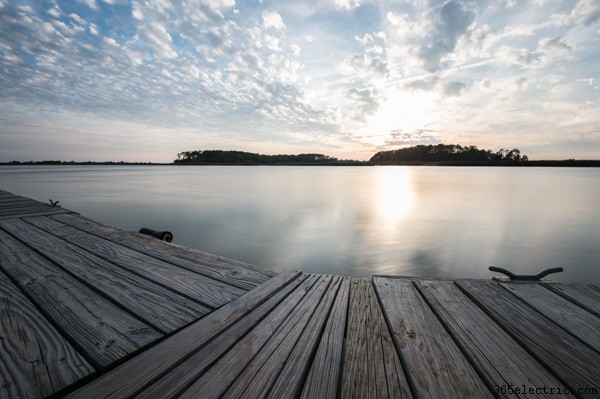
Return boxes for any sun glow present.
[375,167,414,227]
[369,90,435,139]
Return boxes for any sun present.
[369,89,435,136]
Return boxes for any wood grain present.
[0,208,71,220]
[546,283,600,318]
[501,282,600,353]
[267,276,345,399]
[66,269,301,399]
[416,280,566,398]
[0,270,93,398]
[374,277,491,398]
[342,279,412,399]
[0,218,210,333]
[457,280,600,398]
[169,275,318,399]
[137,273,310,399]
[300,277,350,399]
[27,216,245,309]
[0,199,45,208]
[51,213,275,290]
[222,275,334,399]
[0,228,162,368]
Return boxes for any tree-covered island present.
[174,145,530,165]
[174,150,343,164]
[370,144,527,163]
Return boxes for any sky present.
[0,0,599,162]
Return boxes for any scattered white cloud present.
[77,0,98,11]
[0,0,598,161]
[348,87,383,121]
[537,37,573,62]
[48,6,62,18]
[138,22,177,61]
[347,54,389,80]
[262,10,285,30]
[554,0,600,26]
[497,45,540,67]
[335,0,361,11]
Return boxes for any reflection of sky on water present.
[1,165,599,283]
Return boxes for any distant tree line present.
[174,150,340,164]
[1,160,159,165]
[370,144,528,163]
[9,144,600,167]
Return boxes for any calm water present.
[1,165,599,283]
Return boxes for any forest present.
[174,145,529,165]
[369,144,528,163]
[9,145,600,166]
[174,150,340,164]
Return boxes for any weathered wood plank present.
[501,282,600,353]
[0,218,210,333]
[222,275,335,399]
[343,279,374,399]
[0,209,72,220]
[0,199,43,207]
[0,194,30,200]
[0,228,162,368]
[0,194,42,202]
[26,216,245,309]
[66,270,300,399]
[51,213,275,290]
[546,283,600,318]
[415,280,567,398]
[457,280,600,397]
[342,279,412,399]
[143,274,315,399]
[0,270,93,398]
[0,205,61,216]
[300,278,350,399]
[374,277,491,398]
[370,279,412,399]
[267,277,347,399]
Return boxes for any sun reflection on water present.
[375,167,414,227]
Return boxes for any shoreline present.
[2,160,600,167]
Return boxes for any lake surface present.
[1,165,599,283]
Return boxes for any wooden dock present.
[0,190,598,398]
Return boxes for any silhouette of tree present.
[370,144,529,163]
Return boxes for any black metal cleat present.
[489,266,564,281]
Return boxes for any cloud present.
[382,129,440,148]
[515,77,528,90]
[418,1,476,72]
[347,87,383,121]
[537,37,573,63]
[554,0,600,26]
[334,0,361,11]
[442,81,466,97]
[404,77,438,92]
[387,11,428,40]
[138,22,177,61]
[0,0,599,161]
[347,54,389,79]
[77,0,98,11]
[262,10,285,30]
[497,45,540,67]
[355,33,375,45]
